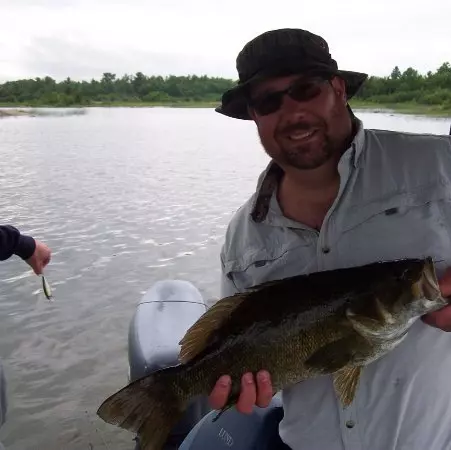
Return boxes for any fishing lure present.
[42,274,53,301]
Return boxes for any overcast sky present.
[0,0,450,82]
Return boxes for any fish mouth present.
[420,257,448,309]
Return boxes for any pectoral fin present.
[333,365,362,407]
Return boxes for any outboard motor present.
[128,280,212,449]
[179,394,290,450]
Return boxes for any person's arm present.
[0,225,51,274]
[0,225,36,261]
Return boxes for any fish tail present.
[97,364,188,450]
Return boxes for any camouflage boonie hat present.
[216,28,368,120]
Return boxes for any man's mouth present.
[287,129,318,142]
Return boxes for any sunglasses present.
[247,76,329,116]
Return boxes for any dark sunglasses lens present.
[290,80,323,102]
[251,92,283,116]
[249,79,325,116]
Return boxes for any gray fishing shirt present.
[220,118,451,450]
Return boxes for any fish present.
[97,257,448,450]
[42,274,53,301]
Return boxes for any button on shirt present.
[219,119,451,450]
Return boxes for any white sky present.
[0,0,450,82]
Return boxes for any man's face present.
[247,73,351,171]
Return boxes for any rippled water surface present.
[0,107,450,449]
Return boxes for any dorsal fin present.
[178,293,246,364]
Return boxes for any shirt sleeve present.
[0,225,36,261]
[219,250,240,298]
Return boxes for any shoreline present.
[1,100,450,119]
[349,101,451,118]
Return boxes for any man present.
[0,225,51,448]
[208,28,451,449]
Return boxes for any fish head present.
[393,256,447,318]
[346,257,448,344]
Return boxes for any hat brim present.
[215,66,368,120]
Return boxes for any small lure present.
[42,274,53,301]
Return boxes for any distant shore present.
[2,64,450,119]
[349,100,451,118]
[0,108,35,117]
[1,100,450,118]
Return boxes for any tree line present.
[0,63,450,109]
[356,63,451,110]
[0,73,235,106]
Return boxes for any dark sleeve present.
[0,225,36,261]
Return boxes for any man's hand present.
[422,267,451,331]
[25,240,51,275]
[208,370,273,414]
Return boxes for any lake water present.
[0,107,450,449]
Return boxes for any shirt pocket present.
[223,237,316,292]
[337,181,451,269]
